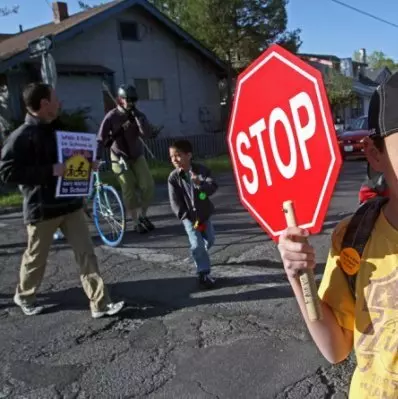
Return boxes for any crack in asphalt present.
[194,311,309,347]
[53,381,82,399]
[141,356,176,398]
[317,368,337,398]
[74,318,124,344]
[0,311,9,320]
[210,233,262,257]
[0,380,14,398]
[197,318,205,348]
[196,380,221,398]
[131,320,177,398]
[31,320,123,362]
[274,366,340,399]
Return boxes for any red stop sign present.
[227,44,342,242]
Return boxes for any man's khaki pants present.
[16,208,110,312]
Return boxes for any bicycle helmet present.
[117,84,138,103]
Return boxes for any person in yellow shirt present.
[278,72,398,399]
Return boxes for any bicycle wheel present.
[93,184,126,247]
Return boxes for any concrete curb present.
[0,206,22,216]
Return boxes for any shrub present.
[58,107,91,132]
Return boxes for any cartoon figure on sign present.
[64,154,90,180]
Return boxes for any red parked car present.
[338,116,370,160]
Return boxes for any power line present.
[330,0,398,29]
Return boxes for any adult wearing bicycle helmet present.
[97,84,155,234]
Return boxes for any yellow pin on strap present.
[340,247,361,276]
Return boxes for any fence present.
[105,133,228,163]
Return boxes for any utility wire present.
[330,0,398,29]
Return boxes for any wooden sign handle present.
[282,200,323,321]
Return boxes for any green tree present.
[149,0,301,67]
[324,68,356,111]
[353,50,398,71]
[78,1,106,9]
[0,6,19,16]
[78,1,91,9]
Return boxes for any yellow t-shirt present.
[318,210,398,399]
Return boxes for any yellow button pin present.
[340,247,361,276]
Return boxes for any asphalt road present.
[0,160,367,399]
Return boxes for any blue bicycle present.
[88,160,126,247]
[53,160,126,247]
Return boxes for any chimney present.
[359,48,367,64]
[340,58,354,78]
[52,2,69,24]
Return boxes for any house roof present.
[29,61,114,75]
[0,0,227,74]
[0,2,117,62]
[299,53,341,63]
[353,80,377,97]
[358,73,379,87]
[300,53,368,67]
[365,67,393,83]
[0,33,15,43]
[305,60,329,75]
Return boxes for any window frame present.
[133,78,165,101]
[118,21,140,42]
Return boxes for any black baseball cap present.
[366,71,398,179]
[368,71,398,138]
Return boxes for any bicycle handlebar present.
[94,159,127,179]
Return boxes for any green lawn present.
[0,192,23,208]
[0,154,232,209]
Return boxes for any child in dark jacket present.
[168,140,218,289]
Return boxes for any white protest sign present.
[55,131,97,198]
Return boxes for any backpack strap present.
[340,196,388,299]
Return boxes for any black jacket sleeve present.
[97,112,114,147]
[0,131,53,186]
[197,166,218,196]
[168,177,189,220]
[96,112,114,160]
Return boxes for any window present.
[119,22,139,41]
[134,78,164,100]
[351,116,368,130]
[350,97,364,120]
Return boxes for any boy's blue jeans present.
[182,219,215,274]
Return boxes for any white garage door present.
[56,75,106,132]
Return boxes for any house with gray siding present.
[0,0,227,139]
[299,50,379,125]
